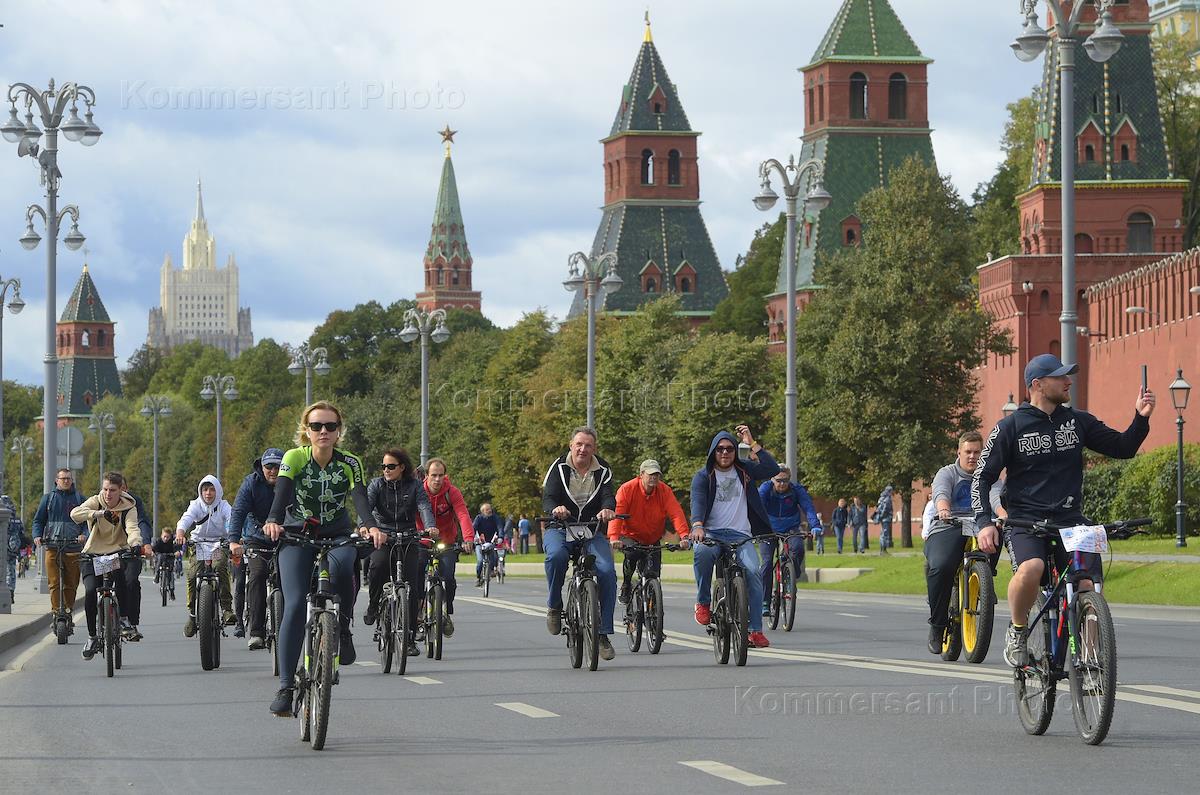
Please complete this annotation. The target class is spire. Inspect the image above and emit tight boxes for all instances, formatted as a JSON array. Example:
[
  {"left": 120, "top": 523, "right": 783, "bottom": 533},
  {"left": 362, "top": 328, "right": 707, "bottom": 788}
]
[
  {"left": 807, "top": 0, "right": 930, "bottom": 68},
  {"left": 644, "top": 9, "right": 652, "bottom": 42},
  {"left": 425, "top": 134, "right": 472, "bottom": 266},
  {"left": 609, "top": 17, "right": 691, "bottom": 135},
  {"left": 195, "top": 177, "right": 205, "bottom": 222},
  {"left": 60, "top": 261, "right": 112, "bottom": 323}
]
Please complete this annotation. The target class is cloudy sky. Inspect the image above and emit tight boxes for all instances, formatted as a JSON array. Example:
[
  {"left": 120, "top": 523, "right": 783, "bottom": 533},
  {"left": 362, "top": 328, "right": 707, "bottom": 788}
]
[{"left": 0, "top": 0, "right": 1036, "bottom": 385}]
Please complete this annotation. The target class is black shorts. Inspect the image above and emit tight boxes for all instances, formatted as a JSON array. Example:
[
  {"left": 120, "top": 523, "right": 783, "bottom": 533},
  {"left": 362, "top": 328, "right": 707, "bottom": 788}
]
[{"left": 1005, "top": 527, "right": 1103, "bottom": 583}]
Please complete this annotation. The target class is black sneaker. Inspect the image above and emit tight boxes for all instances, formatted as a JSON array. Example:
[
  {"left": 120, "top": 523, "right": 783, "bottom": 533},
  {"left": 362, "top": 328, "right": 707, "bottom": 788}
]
[
  {"left": 269, "top": 688, "right": 293, "bottom": 716},
  {"left": 126, "top": 625, "right": 143, "bottom": 642},
  {"left": 406, "top": 641, "right": 420, "bottom": 656},
  {"left": 618, "top": 583, "right": 631, "bottom": 605},
  {"left": 81, "top": 637, "right": 100, "bottom": 660},
  {"left": 546, "top": 608, "right": 562, "bottom": 635},
  {"left": 928, "top": 625, "right": 943, "bottom": 655},
  {"left": 340, "top": 631, "right": 356, "bottom": 666},
  {"left": 233, "top": 623, "right": 246, "bottom": 639},
  {"left": 443, "top": 614, "right": 454, "bottom": 638},
  {"left": 363, "top": 608, "right": 377, "bottom": 626},
  {"left": 183, "top": 615, "right": 196, "bottom": 638},
  {"left": 248, "top": 635, "right": 266, "bottom": 651}
]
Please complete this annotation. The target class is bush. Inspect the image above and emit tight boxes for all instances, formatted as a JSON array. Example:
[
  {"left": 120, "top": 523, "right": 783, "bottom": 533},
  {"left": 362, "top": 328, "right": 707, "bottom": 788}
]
[
  {"left": 1081, "top": 454, "right": 1130, "bottom": 525},
  {"left": 1107, "top": 444, "right": 1200, "bottom": 537}
]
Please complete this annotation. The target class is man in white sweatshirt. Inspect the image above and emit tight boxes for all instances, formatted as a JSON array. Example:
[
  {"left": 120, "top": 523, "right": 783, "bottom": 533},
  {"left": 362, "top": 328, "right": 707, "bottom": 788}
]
[{"left": 175, "top": 475, "right": 235, "bottom": 637}]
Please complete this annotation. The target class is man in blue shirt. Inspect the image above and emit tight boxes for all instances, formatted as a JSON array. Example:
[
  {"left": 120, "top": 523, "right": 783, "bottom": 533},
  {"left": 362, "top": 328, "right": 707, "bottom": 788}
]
[
  {"left": 472, "top": 503, "right": 502, "bottom": 587},
  {"left": 758, "top": 466, "right": 822, "bottom": 616}
]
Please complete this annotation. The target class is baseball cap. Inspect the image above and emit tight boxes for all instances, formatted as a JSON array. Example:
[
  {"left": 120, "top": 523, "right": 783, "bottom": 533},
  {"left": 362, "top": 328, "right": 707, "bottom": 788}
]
[
  {"left": 639, "top": 459, "right": 662, "bottom": 474},
  {"left": 1024, "top": 354, "right": 1078, "bottom": 387},
  {"left": 261, "top": 448, "right": 284, "bottom": 467}
]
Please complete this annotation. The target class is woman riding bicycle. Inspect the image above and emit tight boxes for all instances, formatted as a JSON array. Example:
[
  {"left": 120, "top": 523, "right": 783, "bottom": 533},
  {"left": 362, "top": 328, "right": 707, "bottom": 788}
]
[{"left": 263, "top": 401, "right": 379, "bottom": 717}]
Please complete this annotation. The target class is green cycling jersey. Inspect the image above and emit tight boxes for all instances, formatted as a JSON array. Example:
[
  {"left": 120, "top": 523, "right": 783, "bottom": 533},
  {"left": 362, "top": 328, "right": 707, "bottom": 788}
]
[{"left": 267, "top": 446, "right": 372, "bottom": 534}]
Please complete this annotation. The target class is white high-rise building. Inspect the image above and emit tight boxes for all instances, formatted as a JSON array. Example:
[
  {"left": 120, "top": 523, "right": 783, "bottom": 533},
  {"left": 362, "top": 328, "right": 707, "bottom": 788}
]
[{"left": 147, "top": 180, "right": 253, "bottom": 356}]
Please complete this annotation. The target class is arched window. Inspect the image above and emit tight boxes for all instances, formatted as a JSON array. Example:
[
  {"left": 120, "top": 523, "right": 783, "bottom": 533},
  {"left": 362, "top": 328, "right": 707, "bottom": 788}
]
[
  {"left": 81, "top": 329, "right": 90, "bottom": 347},
  {"left": 850, "top": 73, "right": 868, "bottom": 119},
  {"left": 640, "top": 149, "right": 654, "bottom": 185},
  {"left": 1075, "top": 233, "right": 1094, "bottom": 254},
  {"left": 817, "top": 83, "right": 825, "bottom": 121},
  {"left": 97, "top": 329, "right": 107, "bottom": 348},
  {"left": 807, "top": 88, "right": 815, "bottom": 125},
  {"left": 1039, "top": 290, "right": 1051, "bottom": 312},
  {"left": 1127, "top": 212, "right": 1154, "bottom": 253},
  {"left": 452, "top": 269, "right": 460, "bottom": 286},
  {"left": 888, "top": 73, "right": 907, "bottom": 120},
  {"left": 846, "top": 228, "right": 857, "bottom": 246},
  {"left": 645, "top": 277, "right": 657, "bottom": 293},
  {"left": 1085, "top": 145, "right": 1095, "bottom": 162},
  {"left": 436, "top": 267, "right": 445, "bottom": 286},
  {"left": 1121, "top": 144, "right": 1130, "bottom": 162},
  {"left": 680, "top": 277, "right": 692, "bottom": 294},
  {"left": 667, "top": 150, "right": 681, "bottom": 185},
  {"left": 1114, "top": 94, "right": 1123, "bottom": 114}
]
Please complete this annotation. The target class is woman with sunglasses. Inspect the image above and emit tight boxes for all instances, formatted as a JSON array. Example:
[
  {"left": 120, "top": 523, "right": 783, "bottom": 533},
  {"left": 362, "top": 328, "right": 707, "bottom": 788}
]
[
  {"left": 362, "top": 448, "right": 436, "bottom": 655},
  {"left": 262, "top": 401, "right": 379, "bottom": 717}
]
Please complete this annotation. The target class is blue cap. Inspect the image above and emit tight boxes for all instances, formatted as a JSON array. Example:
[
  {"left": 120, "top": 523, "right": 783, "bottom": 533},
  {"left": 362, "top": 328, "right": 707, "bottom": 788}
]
[
  {"left": 261, "top": 448, "right": 284, "bottom": 467},
  {"left": 1024, "top": 354, "right": 1078, "bottom": 387}
]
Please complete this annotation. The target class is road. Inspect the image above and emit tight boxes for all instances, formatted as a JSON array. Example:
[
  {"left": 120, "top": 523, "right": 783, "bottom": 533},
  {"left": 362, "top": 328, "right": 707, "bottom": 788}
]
[{"left": 1, "top": 575, "right": 1197, "bottom": 794}]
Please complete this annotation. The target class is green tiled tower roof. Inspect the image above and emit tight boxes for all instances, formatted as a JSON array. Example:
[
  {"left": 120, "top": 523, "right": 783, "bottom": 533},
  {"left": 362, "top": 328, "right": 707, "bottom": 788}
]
[
  {"left": 808, "top": 0, "right": 931, "bottom": 67},
  {"left": 56, "top": 264, "right": 122, "bottom": 418},
  {"left": 608, "top": 25, "right": 692, "bottom": 135},
  {"left": 59, "top": 264, "right": 112, "bottom": 323},
  {"left": 425, "top": 152, "right": 472, "bottom": 266}
]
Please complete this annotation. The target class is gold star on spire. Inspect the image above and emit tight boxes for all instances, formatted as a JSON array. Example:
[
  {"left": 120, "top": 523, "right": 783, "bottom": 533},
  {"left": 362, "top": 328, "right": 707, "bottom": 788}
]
[{"left": 439, "top": 125, "right": 458, "bottom": 157}]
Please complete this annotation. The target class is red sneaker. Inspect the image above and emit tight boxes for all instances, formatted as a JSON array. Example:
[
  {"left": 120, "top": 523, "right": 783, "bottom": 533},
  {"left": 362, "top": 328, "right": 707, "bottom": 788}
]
[
  {"left": 748, "top": 631, "right": 770, "bottom": 648},
  {"left": 694, "top": 603, "right": 712, "bottom": 626}
]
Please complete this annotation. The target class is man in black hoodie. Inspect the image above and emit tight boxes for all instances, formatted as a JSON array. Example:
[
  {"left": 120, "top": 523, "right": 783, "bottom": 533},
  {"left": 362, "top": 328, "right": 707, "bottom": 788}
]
[
  {"left": 229, "top": 448, "right": 283, "bottom": 650},
  {"left": 972, "top": 353, "right": 1155, "bottom": 667}
]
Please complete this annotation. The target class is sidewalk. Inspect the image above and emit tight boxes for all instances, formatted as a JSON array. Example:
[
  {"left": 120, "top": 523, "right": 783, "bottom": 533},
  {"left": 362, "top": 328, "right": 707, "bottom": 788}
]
[{"left": 0, "top": 585, "right": 78, "bottom": 662}]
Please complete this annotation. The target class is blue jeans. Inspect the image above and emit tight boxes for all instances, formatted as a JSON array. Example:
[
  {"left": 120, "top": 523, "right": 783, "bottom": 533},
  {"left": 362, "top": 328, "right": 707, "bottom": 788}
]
[
  {"left": 880, "top": 517, "right": 893, "bottom": 550},
  {"left": 854, "top": 525, "right": 868, "bottom": 551},
  {"left": 475, "top": 546, "right": 498, "bottom": 578},
  {"left": 543, "top": 528, "right": 617, "bottom": 635},
  {"left": 756, "top": 535, "right": 803, "bottom": 614},
  {"left": 833, "top": 525, "right": 846, "bottom": 553},
  {"left": 695, "top": 528, "right": 765, "bottom": 632}
]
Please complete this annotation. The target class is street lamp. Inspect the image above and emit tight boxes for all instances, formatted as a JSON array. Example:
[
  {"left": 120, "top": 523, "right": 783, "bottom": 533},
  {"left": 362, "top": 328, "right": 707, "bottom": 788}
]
[
  {"left": 1169, "top": 369, "right": 1191, "bottom": 548},
  {"left": 1012, "top": 0, "right": 1123, "bottom": 397},
  {"left": 139, "top": 396, "right": 172, "bottom": 532},
  {"left": 9, "top": 435, "right": 34, "bottom": 522},
  {"left": 287, "top": 343, "right": 332, "bottom": 406},
  {"left": 200, "top": 374, "right": 237, "bottom": 477},
  {"left": 87, "top": 410, "right": 116, "bottom": 490},
  {"left": 562, "top": 251, "right": 622, "bottom": 431},
  {"left": 399, "top": 309, "right": 450, "bottom": 465},
  {"left": 1002, "top": 393, "right": 1019, "bottom": 418},
  {"left": 5, "top": 78, "right": 101, "bottom": 493},
  {"left": 0, "top": 272, "right": 25, "bottom": 493},
  {"left": 754, "top": 154, "right": 832, "bottom": 475}
]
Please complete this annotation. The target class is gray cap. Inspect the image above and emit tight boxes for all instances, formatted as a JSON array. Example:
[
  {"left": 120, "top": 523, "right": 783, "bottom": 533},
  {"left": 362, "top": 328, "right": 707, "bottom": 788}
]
[
  {"left": 639, "top": 459, "right": 662, "bottom": 474},
  {"left": 261, "top": 448, "right": 284, "bottom": 467}
]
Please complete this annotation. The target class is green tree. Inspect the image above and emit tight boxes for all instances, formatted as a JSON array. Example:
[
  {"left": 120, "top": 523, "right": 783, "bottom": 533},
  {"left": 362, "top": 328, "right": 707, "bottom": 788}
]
[
  {"left": 1, "top": 381, "right": 42, "bottom": 439},
  {"left": 308, "top": 299, "right": 416, "bottom": 396},
  {"left": 707, "top": 218, "right": 787, "bottom": 338},
  {"left": 121, "top": 344, "right": 164, "bottom": 400},
  {"left": 1153, "top": 32, "right": 1200, "bottom": 247},
  {"left": 795, "top": 156, "right": 1011, "bottom": 546}
]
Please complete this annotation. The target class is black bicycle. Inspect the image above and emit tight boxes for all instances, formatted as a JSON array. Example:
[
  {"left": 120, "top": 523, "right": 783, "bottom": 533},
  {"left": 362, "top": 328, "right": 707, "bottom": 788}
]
[
  {"left": 477, "top": 537, "right": 501, "bottom": 597},
  {"left": 619, "top": 539, "right": 681, "bottom": 654},
  {"left": 157, "top": 553, "right": 176, "bottom": 607},
  {"left": 1005, "top": 516, "right": 1150, "bottom": 745},
  {"left": 194, "top": 540, "right": 230, "bottom": 672},
  {"left": 699, "top": 536, "right": 755, "bottom": 666},
  {"left": 764, "top": 530, "right": 808, "bottom": 632},
  {"left": 80, "top": 549, "right": 136, "bottom": 678},
  {"left": 244, "top": 546, "right": 283, "bottom": 676},
  {"left": 541, "top": 516, "right": 620, "bottom": 672},
  {"left": 419, "top": 540, "right": 459, "bottom": 661},
  {"left": 281, "top": 530, "right": 371, "bottom": 751},
  {"left": 43, "top": 538, "right": 80, "bottom": 645},
  {"left": 375, "top": 529, "right": 427, "bottom": 674}
]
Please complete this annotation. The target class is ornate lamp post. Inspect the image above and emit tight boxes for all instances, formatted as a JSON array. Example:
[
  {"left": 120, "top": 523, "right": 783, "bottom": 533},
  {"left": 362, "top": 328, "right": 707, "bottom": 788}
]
[
  {"left": 87, "top": 410, "right": 116, "bottom": 490},
  {"left": 139, "top": 396, "right": 172, "bottom": 532},
  {"left": 563, "top": 251, "right": 623, "bottom": 430},
  {"left": 4, "top": 78, "right": 101, "bottom": 492},
  {"left": 200, "top": 374, "right": 238, "bottom": 477},
  {"left": 0, "top": 273, "right": 25, "bottom": 492},
  {"left": 1002, "top": 394, "right": 1019, "bottom": 419},
  {"left": 10, "top": 435, "right": 34, "bottom": 522},
  {"left": 1169, "top": 369, "right": 1191, "bottom": 548},
  {"left": 753, "top": 155, "right": 832, "bottom": 474},
  {"left": 288, "top": 343, "right": 331, "bottom": 406},
  {"left": 400, "top": 309, "right": 450, "bottom": 465}
]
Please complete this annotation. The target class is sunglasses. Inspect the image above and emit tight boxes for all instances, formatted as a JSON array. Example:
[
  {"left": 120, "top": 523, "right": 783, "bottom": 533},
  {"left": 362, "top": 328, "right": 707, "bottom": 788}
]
[
  {"left": 381, "top": 463, "right": 400, "bottom": 471},
  {"left": 714, "top": 446, "right": 736, "bottom": 454},
  {"left": 263, "top": 463, "right": 280, "bottom": 470},
  {"left": 773, "top": 479, "right": 789, "bottom": 485},
  {"left": 307, "top": 421, "right": 341, "bottom": 432}
]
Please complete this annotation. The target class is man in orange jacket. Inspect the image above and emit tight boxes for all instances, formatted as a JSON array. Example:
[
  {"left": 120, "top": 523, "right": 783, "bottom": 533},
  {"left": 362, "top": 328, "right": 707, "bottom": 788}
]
[{"left": 608, "top": 459, "right": 690, "bottom": 605}]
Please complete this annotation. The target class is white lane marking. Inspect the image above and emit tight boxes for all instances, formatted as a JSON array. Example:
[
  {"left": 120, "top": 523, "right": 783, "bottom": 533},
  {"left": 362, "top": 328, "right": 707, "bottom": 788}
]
[
  {"left": 357, "top": 661, "right": 379, "bottom": 666},
  {"left": 679, "top": 761, "right": 783, "bottom": 787},
  {"left": 495, "top": 702, "right": 558, "bottom": 718},
  {"left": 404, "top": 676, "right": 442, "bottom": 685},
  {"left": 836, "top": 612, "right": 868, "bottom": 619},
  {"left": 1126, "top": 684, "right": 1200, "bottom": 701}
]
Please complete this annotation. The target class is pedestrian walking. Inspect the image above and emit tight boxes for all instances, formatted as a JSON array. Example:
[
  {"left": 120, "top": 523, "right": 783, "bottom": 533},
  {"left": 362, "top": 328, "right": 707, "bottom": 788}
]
[
  {"left": 875, "top": 484, "right": 894, "bottom": 554},
  {"left": 849, "top": 496, "right": 868, "bottom": 553},
  {"left": 831, "top": 498, "right": 848, "bottom": 554}
]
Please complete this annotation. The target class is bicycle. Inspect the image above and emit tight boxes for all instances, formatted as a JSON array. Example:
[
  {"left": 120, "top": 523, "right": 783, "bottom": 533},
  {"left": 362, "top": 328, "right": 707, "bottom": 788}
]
[
  {"left": 699, "top": 536, "right": 756, "bottom": 667},
  {"left": 418, "top": 540, "right": 458, "bottom": 661},
  {"left": 764, "top": 530, "right": 808, "bottom": 632},
  {"left": 194, "top": 540, "right": 230, "bottom": 672},
  {"left": 157, "top": 554, "right": 176, "bottom": 607},
  {"left": 374, "top": 530, "right": 426, "bottom": 674},
  {"left": 1004, "top": 516, "right": 1150, "bottom": 745},
  {"left": 244, "top": 546, "right": 283, "bottom": 677},
  {"left": 281, "top": 529, "right": 371, "bottom": 751},
  {"left": 619, "top": 539, "right": 680, "bottom": 654},
  {"left": 80, "top": 549, "right": 136, "bottom": 678},
  {"left": 477, "top": 538, "right": 500, "bottom": 597},
  {"left": 541, "top": 516, "right": 617, "bottom": 672},
  {"left": 936, "top": 517, "right": 995, "bottom": 664},
  {"left": 43, "top": 538, "right": 80, "bottom": 645}
]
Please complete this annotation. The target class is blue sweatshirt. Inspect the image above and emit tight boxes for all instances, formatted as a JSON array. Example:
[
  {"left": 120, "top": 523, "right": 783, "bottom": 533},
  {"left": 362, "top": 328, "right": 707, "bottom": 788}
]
[{"left": 757, "top": 480, "right": 822, "bottom": 535}]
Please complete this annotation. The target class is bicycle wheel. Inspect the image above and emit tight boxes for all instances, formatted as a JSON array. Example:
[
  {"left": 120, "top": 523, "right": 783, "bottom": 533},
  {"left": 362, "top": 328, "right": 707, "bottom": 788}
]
[
  {"left": 430, "top": 584, "right": 445, "bottom": 661},
  {"left": 712, "top": 579, "right": 730, "bottom": 665},
  {"left": 310, "top": 611, "right": 337, "bottom": 751},
  {"left": 269, "top": 587, "right": 283, "bottom": 678},
  {"left": 941, "top": 579, "right": 963, "bottom": 661},
  {"left": 1069, "top": 591, "right": 1117, "bottom": 745},
  {"left": 566, "top": 583, "right": 583, "bottom": 669},
  {"left": 198, "top": 580, "right": 216, "bottom": 671},
  {"left": 731, "top": 574, "right": 749, "bottom": 667},
  {"left": 161, "top": 575, "right": 169, "bottom": 607},
  {"left": 767, "top": 554, "right": 780, "bottom": 631},
  {"left": 395, "top": 584, "right": 410, "bottom": 676},
  {"left": 1015, "top": 592, "right": 1056, "bottom": 736},
  {"left": 646, "top": 578, "right": 665, "bottom": 655},
  {"left": 378, "top": 592, "right": 394, "bottom": 674},
  {"left": 626, "top": 583, "right": 643, "bottom": 653},
  {"left": 782, "top": 560, "right": 797, "bottom": 632},
  {"left": 483, "top": 559, "right": 491, "bottom": 598},
  {"left": 581, "top": 578, "right": 600, "bottom": 671},
  {"left": 963, "top": 560, "right": 995, "bottom": 664},
  {"left": 103, "top": 597, "right": 116, "bottom": 679}
]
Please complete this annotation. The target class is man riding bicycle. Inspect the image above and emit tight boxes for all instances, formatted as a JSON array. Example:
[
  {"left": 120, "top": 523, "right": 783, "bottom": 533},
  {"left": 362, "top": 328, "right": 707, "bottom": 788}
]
[
  {"left": 176, "top": 475, "right": 236, "bottom": 638},
  {"left": 690, "top": 425, "right": 779, "bottom": 649},
  {"left": 758, "top": 465, "right": 821, "bottom": 615},
  {"left": 229, "top": 448, "right": 284, "bottom": 650},
  {"left": 608, "top": 459, "right": 689, "bottom": 605},
  {"left": 472, "top": 503, "right": 502, "bottom": 587},
  {"left": 417, "top": 458, "right": 474, "bottom": 628},
  {"left": 972, "top": 354, "right": 1155, "bottom": 667}
]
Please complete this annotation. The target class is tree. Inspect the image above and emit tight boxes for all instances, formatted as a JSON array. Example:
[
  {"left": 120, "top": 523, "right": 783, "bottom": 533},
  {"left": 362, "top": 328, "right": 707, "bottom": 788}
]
[
  {"left": 795, "top": 156, "right": 1011, "bottom": 546},
  {"left": 1, "top": 381, "right": 42, "bottom": 439},
  {"left": 121, "top": 345, "right": 164, "bottom": 399},
  {"left": 308, "top": 299, "right": 416, "bottom": 396},
  {"left": 1153, "top": 32, "right": 1200, "bottom": 248},
  {"left": 707, "top": 218, "right": 787, "bottom": 338}
]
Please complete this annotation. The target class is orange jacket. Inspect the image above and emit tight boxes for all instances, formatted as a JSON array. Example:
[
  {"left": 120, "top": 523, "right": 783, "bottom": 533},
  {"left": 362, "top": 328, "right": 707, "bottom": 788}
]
[{"left": 608, "top": 478, "right": 689, "bottom": 544}]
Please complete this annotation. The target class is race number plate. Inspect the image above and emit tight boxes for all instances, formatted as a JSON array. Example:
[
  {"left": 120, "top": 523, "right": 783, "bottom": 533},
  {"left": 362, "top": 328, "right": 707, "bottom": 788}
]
[
  {"left": 1060, "top": 525, "right": 1108, "bottom": 554},
  {"left": 92, "top": 553, "right": 121, "bottom": 576},
  {"left": 566, "top": 524, "right": 594, "bottom": 542},
  {"left": 195, "top": 541, "right": 220, "bottom": 562}
]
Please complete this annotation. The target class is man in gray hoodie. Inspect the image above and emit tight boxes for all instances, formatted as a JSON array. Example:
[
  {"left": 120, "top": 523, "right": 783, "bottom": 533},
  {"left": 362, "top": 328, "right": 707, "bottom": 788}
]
[{"left": 176, "top": 475, "right": 235, "bottom": 637}]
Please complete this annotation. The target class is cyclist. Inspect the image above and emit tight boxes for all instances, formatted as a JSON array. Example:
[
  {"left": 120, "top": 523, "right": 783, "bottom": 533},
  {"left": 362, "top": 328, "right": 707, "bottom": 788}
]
[
  {"left": 608, "top": 459, "right": 689, "bottom": 605},
  {"left": 175, "top": 475, "right": 236, "bottom": 638},
  {"left": 757, "top": 465, "right": 821, "bottom": 615},
  {"left": 228, "top": 448, "right": 284, "bottom": 651},
  {"left": 262, "top": 401, "right": 379, "bottom": 717},
  {"left": 417, "top": 457, "right": 474, "bottom": 632},
  {"left": 923, "top": 431, "right": 1005, "bottom": 654},
  {"left": 4, "top": 495, "right": 26, "bottom": 603},
  {"left": 69, "top": 472, "right": 143, "bottom": 661},
  {"left": 690, "top": 425, "right": 778, "bottom": 650},
  {"left": 472, "top": 503, "right": 502, "bottom": 587},
  {"left": 972, "top": 354, "right": 1155, "bottom": 667},
  {"left": 151, "top": 529, "right": 178, "bottom": 601},
  {"left": 542, "top": 426, "right": 617, "bottom": 661},
  {"left": 362, "top": 447, "right": 436, "bottom": 655},
  {"left": 32, "top": 468, "right": 87, "bottom": 624},
  {"left": 119, "top": 483, "right": 154, "bottom": 641}
]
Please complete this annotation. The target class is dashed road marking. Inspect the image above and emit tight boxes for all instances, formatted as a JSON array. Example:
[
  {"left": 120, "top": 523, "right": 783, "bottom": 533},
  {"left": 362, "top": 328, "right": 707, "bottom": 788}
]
[
  {"left": 836, "top": 612, "right": 868, "bottom": 619},
  {"left": 404, "top": 675, "right": 442, "bottom": 685},
  {"left": 496, "top": 702, "right": 558, "bottom": 718},
  {"left": 679, "top": 761, "right": 783, "bottom": 787}
]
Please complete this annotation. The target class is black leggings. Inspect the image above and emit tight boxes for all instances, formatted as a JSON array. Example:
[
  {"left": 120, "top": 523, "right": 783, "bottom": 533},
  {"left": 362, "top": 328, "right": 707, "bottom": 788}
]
[
  {"left": 622, "top": 547, "right": 662, "bottom": 584},
  {"left": 367, "top": 542, "right": 426, "bottom": 636},
  {"left": 276, "top": 541, "right": 357, "bottom": 689},
  {"left": 924, "top": 530, "right": 1001, "bottom": 628},
  {"left": 80, "top": 556, "right": 140, "bottom": 636}
]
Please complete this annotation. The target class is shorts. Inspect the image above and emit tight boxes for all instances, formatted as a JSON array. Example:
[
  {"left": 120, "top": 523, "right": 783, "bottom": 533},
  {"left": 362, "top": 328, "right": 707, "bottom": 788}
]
[{"left": 1005, "top": 527, "right": 1103, "bottom": 583}]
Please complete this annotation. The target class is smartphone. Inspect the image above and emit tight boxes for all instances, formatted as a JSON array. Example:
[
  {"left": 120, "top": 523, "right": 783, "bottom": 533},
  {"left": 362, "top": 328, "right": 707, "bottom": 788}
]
[{"left": 1141, "top": 365, "right": 1148, "bottom": 395}]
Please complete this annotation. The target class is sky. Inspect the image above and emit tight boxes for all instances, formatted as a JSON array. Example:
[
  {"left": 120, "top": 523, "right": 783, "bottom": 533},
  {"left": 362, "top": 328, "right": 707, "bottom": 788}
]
[{"left": 0, "top": 0, "right": 1039, "bottom": 386}]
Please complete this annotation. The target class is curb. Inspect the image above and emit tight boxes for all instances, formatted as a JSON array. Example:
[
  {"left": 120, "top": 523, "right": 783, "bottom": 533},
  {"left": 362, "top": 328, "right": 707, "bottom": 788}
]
[{"left": 0, "top": 607, "right": 82, "bottom": 662}]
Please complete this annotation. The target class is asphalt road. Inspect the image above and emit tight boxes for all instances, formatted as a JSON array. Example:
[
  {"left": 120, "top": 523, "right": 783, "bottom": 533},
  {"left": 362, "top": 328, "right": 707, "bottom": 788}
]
[{"left": 1, "top": 574, "right": 1197, "bottom": 794}]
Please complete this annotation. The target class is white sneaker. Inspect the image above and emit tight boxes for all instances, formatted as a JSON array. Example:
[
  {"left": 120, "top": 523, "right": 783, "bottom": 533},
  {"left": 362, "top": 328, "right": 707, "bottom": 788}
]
[{"left": 1003, "top": 624, "right": 1027, "bottom": 667}]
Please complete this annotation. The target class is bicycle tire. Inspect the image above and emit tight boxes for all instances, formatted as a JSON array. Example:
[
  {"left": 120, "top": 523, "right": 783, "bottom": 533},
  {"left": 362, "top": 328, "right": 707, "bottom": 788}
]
[
  {"left": 626, "top": 583, "right": 643, "bottom": 653},
  {"left": 161, "top": 575, "right": 169, "bottom": 607},
  {"left": 782, "top": 560, "right": 797, "bottom": 632},
  {"left": 269, "top": 587, "right": 283, "bottom": 678},
  {"left": 198, "top": 580, "right": 216, "bottom": 671},
  {"left": 379, "top": 591, "right": 394, "bottom": 674},
  {"left": 647, "top": 578, "right": 665, "bottom": 654},
  {"left": 941, "top": 579, "right": 963, "bottom": 661},
  {"left": 963, "top": 560, "right": 995, "bottom": 664},
  {"left": 767, "top": 554, "right": 780, "bottom": 631},
  {"left": 1069, "top": 590, "right": 1118, "bottom": 745},
  {"left": 582, "top": 578, "right": 600, "bottom": 671},
  {"left": 310, "top": 611, "right": 336, "bottom": 751},
  {"left": 395, "top": 584, "right": 410, "bottom": 676},
  {"left": 55, "top": 616, "right": 69, "bottom": 645},
  {"left": 731, "top": 574, "right": 749, "bottom": 667},
  {"left": 430, "top": 584, "right": 444, "bottom": 661},
  {"left": 103, "top": 597, "right": 116, "bottom": 678},
  {"left": 1015, "top": 592, "right": 1056, "bottom": 736},
  {"left": 712, "top": 579, "right": 730, "bottom": 665},
  {"left": 213, "top": 597, "right": 222, "bottom": 670},
  {"left": 483, "top": 559, "right": 491, "bottom": 598},
  {"left": 566, "top": 584, "right": 583, "bottom": 669}
]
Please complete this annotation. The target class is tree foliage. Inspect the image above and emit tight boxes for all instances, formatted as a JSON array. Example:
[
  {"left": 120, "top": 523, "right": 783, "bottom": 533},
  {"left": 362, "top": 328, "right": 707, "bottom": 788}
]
[{"left": 1152, "top": 31, "right": 1200, "bottom": 248}]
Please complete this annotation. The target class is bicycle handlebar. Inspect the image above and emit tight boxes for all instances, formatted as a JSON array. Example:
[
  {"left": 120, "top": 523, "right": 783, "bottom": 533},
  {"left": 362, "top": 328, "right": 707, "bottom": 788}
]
[
  {"left": 697, "top": 537, "right": 756, "bottom": 550},
  {"left": 618, "top": 540, "right": 684, "bottom": 552},
  {"left": 279, "top": 531, "right": 372, "bottom": 549},
  {"left": 1001, "top": 517, "right": 1152, "bottom": 541}
]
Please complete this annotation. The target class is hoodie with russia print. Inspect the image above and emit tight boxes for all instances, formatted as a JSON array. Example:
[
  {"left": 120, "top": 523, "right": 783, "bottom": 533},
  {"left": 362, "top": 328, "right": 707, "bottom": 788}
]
[
  {"left": 690, "top": 431, "right": 779, "bottom": 537},
  {"left": 177, "top": 475, "right": 233, "bottom": 543}
]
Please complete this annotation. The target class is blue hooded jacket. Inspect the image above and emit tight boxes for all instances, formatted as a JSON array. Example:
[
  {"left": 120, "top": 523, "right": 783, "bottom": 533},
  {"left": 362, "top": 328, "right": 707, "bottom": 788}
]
[
  {"left": 689, "top": 431, "right": 779, "bottom": 537},
  {"left": 228, "top": 457, "right": 277, "bottom": 546},
  {"left": 757, "top": 480, "right": 821, "bottom": 535}
]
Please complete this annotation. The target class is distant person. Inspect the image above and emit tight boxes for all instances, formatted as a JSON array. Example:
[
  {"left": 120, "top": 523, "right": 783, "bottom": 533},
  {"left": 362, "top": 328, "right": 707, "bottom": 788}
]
[
  {"left": 518, "top": 514, "right": 531, "bottom": 555},
  {"left": 831, "top": 498, "right": 849, "bottom": 554},
  {"left": 875, "top": 484, "right": 894, "bottom": 554},
  {"left": 849, "top": 495, "right": 868, "bottom": 553}
]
